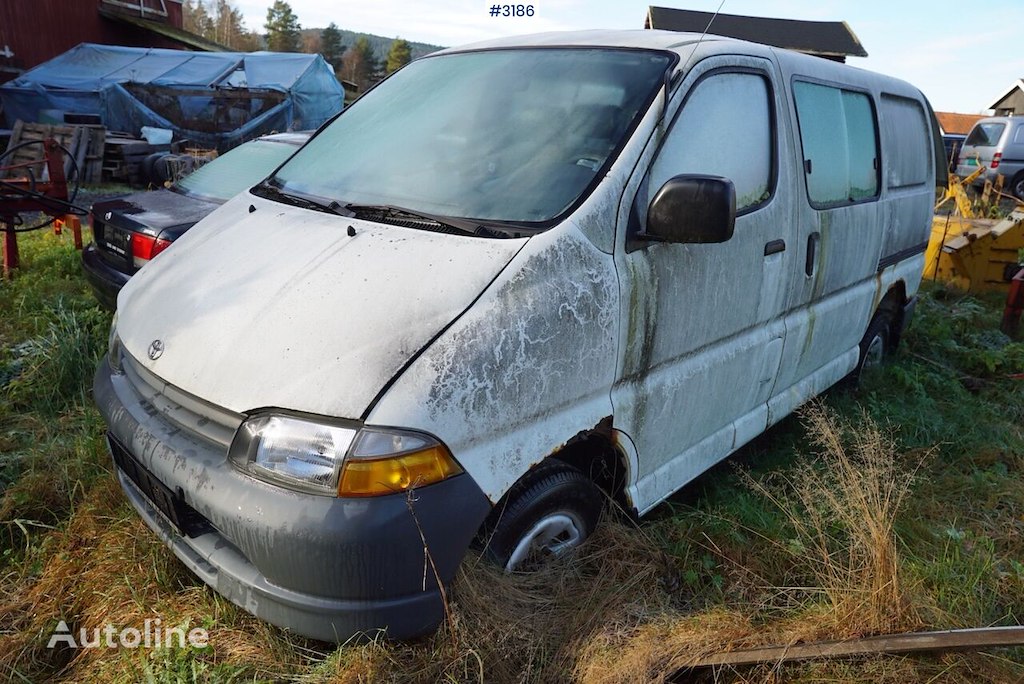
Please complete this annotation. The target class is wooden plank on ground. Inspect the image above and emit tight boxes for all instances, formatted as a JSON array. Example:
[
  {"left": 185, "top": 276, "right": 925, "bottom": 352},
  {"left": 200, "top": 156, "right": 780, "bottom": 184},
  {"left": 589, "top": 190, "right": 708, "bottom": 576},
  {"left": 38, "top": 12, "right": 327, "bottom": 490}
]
[{"left": 677, "top": 626, "right": 1024, "bottom": 671}]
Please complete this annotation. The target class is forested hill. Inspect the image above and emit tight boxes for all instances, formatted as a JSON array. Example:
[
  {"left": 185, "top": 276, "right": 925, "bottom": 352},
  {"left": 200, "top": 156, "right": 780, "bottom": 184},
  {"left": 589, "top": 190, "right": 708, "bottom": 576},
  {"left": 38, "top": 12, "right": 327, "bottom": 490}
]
[{"left": 299, "top": 28, "right": 444, "bottom": 60}]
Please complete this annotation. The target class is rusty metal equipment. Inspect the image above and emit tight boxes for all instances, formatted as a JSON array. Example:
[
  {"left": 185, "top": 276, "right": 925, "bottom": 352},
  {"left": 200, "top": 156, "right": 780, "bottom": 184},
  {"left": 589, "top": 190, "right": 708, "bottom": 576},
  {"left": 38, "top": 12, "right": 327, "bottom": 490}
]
[
  {"left": 0, "top": 137, "right": 84, "bottom": 278},
  {"left": 935, "top": 169, "right": 984, "bottom": 219},
  {"left": 925, "top": 209, "right": 1024, "bottom": 293},
  {"left": 927, "top": 155, "right": 1024, "bottom": 293}
]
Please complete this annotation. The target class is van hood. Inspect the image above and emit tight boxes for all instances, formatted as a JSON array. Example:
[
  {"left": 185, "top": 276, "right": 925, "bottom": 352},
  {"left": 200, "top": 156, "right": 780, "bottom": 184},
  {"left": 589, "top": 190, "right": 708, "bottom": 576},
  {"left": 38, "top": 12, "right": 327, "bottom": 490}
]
[{"left": 117, "top": 194, "right": 527, "bottom": 419}]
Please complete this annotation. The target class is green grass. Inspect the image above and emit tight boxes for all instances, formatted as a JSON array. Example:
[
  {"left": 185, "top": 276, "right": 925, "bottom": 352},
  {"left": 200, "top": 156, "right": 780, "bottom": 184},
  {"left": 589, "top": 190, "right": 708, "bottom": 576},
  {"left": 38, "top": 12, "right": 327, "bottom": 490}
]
[{"left": 1, "top": 224, "right": 1023, "bottom": 682}]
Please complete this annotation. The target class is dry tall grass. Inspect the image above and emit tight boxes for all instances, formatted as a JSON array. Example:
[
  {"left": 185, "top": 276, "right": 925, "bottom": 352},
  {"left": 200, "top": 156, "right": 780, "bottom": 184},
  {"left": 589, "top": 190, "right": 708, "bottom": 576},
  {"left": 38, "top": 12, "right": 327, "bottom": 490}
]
[
  {"left": 572, "top": 403, "right": 933, "bottom": 683},
  {"left": 0, "top": 477, "right": 302, "bottom": 682},
  {"left": 745, "top": 403, "right": 929, "bottom": 636}
]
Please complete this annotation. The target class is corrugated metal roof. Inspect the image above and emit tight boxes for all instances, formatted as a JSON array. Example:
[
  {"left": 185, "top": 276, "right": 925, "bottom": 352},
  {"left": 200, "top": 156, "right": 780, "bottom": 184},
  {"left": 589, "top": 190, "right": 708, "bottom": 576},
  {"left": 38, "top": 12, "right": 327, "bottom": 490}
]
[{"left": 644, "top": 6, "right": 867, "bottom": 59}]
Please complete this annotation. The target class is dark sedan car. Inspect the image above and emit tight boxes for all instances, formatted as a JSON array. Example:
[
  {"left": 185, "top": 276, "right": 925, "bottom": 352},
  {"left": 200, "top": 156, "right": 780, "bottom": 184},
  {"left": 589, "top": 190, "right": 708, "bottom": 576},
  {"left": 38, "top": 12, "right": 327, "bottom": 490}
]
[{"left": 82, "top": 132, "right": 309, "bottom": 309}]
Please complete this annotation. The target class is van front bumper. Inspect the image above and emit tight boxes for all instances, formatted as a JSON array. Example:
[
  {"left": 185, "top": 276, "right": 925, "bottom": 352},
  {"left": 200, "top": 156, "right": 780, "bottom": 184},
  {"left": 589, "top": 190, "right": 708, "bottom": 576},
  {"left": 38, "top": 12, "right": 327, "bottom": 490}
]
[{"left": 93, "top": 357, "right": 492, "bottom": 642}]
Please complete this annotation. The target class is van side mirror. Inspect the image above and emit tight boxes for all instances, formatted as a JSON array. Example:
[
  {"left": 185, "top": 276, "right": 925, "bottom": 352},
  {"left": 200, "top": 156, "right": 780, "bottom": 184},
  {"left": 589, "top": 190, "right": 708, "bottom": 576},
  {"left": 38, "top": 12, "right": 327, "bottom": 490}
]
[{"left": 644, "top": 175, "right": 736, "bottom": 244}]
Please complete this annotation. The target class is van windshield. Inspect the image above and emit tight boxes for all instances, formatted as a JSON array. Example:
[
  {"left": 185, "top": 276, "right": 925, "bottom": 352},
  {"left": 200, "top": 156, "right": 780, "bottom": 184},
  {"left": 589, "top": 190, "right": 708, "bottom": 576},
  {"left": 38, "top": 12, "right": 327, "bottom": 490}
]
[
  {"left": 267, "top": 48, "right": 672, "bottom": 228},
  {"left": 965, "top": 122, "right": 1005, "bottom": 147}
]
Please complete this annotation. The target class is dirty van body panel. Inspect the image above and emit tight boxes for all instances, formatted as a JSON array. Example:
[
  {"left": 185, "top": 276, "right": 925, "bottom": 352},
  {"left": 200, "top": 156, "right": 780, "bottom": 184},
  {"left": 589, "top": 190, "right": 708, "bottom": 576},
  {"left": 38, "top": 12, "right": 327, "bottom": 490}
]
[
  {"left": 770, "top": 51, "right": 933, "bottom": 404},
  {"left": 367, "top": 224, "right": 619, "bottom": 503},
  {"left": 369, "top": 67, "right": 689, "bottom": 504},
  {"left": 95, "top": 357, "right": 491, "bottom": 640},
  {"left": 116, "top": 193, "right": 527, "bottom": 420},
  {"left": 610, "top": 50, "right": 796, "bottom": 512},
  {"left": 608, "top": 45, "right": 935, "bottom": 515}
]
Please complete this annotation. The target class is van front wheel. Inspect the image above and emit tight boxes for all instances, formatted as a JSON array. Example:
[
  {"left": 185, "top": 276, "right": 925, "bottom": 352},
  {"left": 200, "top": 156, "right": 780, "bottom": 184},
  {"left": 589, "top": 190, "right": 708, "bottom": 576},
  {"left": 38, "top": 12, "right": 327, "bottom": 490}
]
[{"left": 483, "top": 460, "right": 602, "bottom": 572}]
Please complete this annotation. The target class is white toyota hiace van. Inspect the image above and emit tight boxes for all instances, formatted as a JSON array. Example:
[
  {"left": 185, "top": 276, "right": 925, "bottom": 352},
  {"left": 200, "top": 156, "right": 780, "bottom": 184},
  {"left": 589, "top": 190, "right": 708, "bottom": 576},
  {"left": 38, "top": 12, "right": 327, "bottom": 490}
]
[{"left": 95, "top": 30, "right": 944, "bottom": 641}]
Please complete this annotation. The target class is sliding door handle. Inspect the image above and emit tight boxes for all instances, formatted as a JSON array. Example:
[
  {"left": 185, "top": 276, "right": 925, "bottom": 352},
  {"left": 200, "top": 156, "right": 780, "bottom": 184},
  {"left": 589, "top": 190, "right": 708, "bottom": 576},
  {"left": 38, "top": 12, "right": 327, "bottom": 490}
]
[{"left": 806, "top": 232, "right": 821, "bottom": 276}]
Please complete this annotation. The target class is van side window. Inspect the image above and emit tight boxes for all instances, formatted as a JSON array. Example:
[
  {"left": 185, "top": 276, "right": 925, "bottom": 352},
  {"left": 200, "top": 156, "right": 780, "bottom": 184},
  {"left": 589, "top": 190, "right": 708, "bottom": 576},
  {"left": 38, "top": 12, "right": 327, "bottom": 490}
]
[
  {"left": 793, "top": 81, "right": 880, "bottom": 207},
  {"left": 1015, "top": 125, "right": 1024, "bottom": 144},
  {"left": 649, "top": 72, "right": 773, "bottom": 213},
  {"left": 879, "top": 94, "right": 929, "bottom": 189}
]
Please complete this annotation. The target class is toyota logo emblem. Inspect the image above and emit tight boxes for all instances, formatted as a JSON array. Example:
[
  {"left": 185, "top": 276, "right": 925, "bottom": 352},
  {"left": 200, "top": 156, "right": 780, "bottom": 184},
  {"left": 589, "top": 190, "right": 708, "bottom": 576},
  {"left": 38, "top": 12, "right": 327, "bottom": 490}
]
[{"left": 147, "top": 339, "right": 164, "bottom": 360}]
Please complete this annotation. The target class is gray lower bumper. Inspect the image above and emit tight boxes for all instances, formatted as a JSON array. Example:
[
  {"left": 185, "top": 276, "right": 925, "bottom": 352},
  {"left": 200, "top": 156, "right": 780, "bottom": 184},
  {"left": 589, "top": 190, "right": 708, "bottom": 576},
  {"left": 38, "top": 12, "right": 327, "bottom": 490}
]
[{"left": 94, "top": 358, "right": 492, "bottom": 642}]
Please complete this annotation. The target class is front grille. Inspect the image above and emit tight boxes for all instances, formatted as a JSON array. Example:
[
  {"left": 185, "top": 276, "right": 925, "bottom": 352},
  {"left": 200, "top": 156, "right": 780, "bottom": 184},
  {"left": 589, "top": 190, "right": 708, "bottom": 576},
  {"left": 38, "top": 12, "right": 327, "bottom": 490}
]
[{"left": 121, "top": 351, "right": 244, "bottom": 450}]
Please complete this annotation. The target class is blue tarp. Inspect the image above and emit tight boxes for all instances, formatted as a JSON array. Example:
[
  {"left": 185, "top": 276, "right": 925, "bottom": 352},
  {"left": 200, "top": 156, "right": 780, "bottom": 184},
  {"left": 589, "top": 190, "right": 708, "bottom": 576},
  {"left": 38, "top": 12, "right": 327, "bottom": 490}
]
[{"left": 0, "top": 44, "right": 344, "bottom": 149}]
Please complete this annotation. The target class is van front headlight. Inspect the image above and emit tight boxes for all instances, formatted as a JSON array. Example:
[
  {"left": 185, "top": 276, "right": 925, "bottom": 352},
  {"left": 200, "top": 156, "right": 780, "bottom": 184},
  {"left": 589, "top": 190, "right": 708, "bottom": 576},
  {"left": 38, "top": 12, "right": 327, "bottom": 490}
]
[{"left": 229, "top": 414, "right": 462, "bottom": 497}]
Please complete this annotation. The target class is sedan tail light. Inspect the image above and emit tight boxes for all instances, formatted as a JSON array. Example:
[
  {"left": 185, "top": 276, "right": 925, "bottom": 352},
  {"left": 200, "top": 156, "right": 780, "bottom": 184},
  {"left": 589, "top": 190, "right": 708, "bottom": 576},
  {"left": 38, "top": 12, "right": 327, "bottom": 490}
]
[{"left": 131, "top": 233, "right": 173, "bottom": 268}]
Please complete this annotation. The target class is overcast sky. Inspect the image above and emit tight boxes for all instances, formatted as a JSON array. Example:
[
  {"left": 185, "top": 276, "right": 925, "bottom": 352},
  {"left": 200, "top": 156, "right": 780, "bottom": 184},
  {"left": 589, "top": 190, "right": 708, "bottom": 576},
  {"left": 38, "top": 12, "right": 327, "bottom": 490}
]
[{"left": 231, "top": 0, "right": 1024, "bottom": 113}]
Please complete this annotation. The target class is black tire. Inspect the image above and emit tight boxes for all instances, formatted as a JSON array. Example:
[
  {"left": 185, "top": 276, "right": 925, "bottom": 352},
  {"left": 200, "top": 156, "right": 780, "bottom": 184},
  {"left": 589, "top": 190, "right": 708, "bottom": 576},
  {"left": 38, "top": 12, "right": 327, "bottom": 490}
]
[
  {"left": 153, "top": 154, "right": 176, "bottom": 184},
  {"left": 1011, "top": 172, "right": 1024, "bottom": 202},
  {"left": 481, "top": 459, "right": 602, "bottom": 572},
  {"left": 853, "top": 311, "right": 893, "bottom": 382},
  {"left": 141, "top": 152, "right": 166, "bottom": 186}
]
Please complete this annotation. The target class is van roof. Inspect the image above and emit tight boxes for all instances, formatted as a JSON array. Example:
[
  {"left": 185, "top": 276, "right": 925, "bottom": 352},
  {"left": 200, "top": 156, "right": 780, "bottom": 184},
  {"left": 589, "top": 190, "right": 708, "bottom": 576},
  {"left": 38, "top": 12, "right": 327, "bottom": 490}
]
[
  {"left": 433, "top": 30, "right": 925, "bottom": 104},
  {"left": 435, "top": 29, "right": 711, "bottom": 54}
]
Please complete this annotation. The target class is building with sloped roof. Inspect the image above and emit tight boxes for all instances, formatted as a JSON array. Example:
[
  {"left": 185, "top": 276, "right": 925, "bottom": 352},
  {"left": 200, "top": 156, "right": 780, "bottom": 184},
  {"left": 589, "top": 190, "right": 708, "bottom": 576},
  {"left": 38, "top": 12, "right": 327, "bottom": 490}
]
[
  {"left": 0, "top": 0, "right": 223, "bottom": 84},
  {"left": 989, "top": 80, "right": 1024, "bottom": 116},
  {"left": 934, "top": 111, "right": 987, "bottom": 136}
]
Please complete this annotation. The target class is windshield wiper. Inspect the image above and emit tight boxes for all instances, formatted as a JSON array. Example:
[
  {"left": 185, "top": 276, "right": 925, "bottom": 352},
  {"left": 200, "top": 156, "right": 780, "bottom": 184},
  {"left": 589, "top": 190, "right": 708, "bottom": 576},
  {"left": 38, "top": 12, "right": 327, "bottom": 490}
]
[
  {"left": 252, "top": 181, "right": 349, "bottom": 216},
  {"left": 254, "top": 184, "right": 526, "bottom": 237},
  {"left": 342, "top": 203, "right": 500, "bottom": 237}
]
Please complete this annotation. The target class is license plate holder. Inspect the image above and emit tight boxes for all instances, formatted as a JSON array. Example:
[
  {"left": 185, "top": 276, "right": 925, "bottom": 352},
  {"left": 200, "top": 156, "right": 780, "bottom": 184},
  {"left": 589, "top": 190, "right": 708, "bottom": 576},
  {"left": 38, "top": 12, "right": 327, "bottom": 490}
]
[
  {"left": 99, "top": 226, "right": 132, "bottom": 265},
  {"left": 108, "top": 434, "right": 209, "bottom": 537}
]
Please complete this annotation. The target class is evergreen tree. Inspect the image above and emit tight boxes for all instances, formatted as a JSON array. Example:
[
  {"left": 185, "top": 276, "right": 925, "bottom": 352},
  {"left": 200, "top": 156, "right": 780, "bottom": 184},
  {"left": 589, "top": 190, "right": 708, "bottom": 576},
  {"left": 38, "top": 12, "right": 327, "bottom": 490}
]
[
  {"left": 264, "top": 0, "right": 301, "bottom": 52},
  {"left": 321, "top": 22, "right": 345, "bottom": 69},
  {"left": 385, "top": 38, "right": 412, "bottom": 75},
  {"left": 341, "top": 36, "right": 379, "bottom": 91}
]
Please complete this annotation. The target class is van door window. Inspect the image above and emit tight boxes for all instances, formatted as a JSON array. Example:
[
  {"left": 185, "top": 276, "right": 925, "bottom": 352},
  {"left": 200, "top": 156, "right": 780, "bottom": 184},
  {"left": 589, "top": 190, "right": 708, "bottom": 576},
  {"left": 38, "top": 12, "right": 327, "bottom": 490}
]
[
  {"left": 793, "top": 82, "right": 880, "bottom": 207},
  {"left": 1014, "top": 125, "right": 1024, "bottom": 144},
  {"left": 648, "top": 71, "right": 773, "bottom": 213}
]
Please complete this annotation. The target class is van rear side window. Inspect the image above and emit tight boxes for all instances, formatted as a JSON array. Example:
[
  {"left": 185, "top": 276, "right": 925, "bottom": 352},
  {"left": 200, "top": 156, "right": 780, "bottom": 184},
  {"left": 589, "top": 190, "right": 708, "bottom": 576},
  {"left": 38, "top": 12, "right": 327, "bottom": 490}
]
[
  {"left": 793, "top": 81, "right": 880, "bottom": 208},
  {"left": 879, "top": 94, "right": 929, "bottom": 189}
]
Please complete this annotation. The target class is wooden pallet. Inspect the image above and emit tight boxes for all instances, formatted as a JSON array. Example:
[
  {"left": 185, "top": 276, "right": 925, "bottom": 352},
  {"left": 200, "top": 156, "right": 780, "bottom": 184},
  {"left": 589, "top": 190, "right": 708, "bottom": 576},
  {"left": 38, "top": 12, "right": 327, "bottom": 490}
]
[{"left": 1, "top": 120, "right": 107, "bottom": 184}]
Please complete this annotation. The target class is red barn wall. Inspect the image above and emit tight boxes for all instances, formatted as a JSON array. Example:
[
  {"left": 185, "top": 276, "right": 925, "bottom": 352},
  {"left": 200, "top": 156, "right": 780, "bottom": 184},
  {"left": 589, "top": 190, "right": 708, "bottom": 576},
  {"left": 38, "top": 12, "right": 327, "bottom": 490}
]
[{"left": 0, "top": 0, "right": 185, "bottom": 81}]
